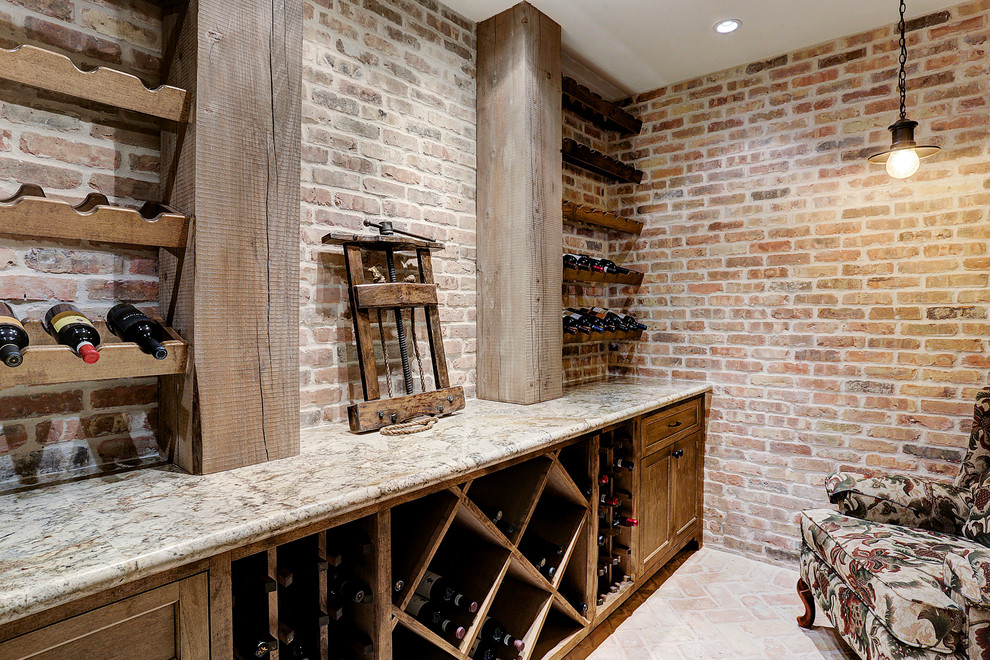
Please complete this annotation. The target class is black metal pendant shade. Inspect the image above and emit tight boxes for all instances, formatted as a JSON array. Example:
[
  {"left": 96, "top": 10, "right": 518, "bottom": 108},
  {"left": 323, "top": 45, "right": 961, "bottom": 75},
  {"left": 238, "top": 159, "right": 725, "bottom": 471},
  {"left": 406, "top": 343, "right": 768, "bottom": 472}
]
[{"left": 867, "top": 118, "right": 940, "bottom": 165}]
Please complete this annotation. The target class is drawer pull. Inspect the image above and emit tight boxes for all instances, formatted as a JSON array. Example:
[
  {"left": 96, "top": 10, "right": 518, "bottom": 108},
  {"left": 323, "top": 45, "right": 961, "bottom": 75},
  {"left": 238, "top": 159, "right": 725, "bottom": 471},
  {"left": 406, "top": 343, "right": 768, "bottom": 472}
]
[
  {"left": 668, "top": 420, "right": 681, "bottom": 428},
  {"left": 673, "top": 449, "right": 684, "bottom": 458}
]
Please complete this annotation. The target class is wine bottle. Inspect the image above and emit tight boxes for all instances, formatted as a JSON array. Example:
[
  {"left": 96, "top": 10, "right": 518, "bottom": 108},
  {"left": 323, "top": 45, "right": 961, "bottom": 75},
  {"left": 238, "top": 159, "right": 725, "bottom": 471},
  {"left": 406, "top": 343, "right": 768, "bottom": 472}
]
[
  {"left": 562, "top": 253, "right": 580, "bottom": 270},
  {"left": 0, "top": 302, "right": 29, "bottom": 368},
  {"left": 328, "top": 567, "right": 369, "bottom": 603},
  {"left": 280, "top": 640, "right": 313, "bottom": 660},
  {"left": 237, "top": 636, "right": 277, "bottom": 659},
  {"left": 496, "top": 518, "right": 516, "bottom": 537},
  {"left": 561, "top": 589, "right": 589, "bottom": 616},
  {"left": 475, "top": 501, "right": 503, "bottom": 525},
  {"left": 613, "top": 516, "right": 639, "bottom": 528},
  {"left": 480, "top": 616, "right": 525, "bottom": 652},
  {"left": 407, "top": 594, "right": 466, "bottom": 640},
  {"left": 469, "top": 637, "right": 498, "bottom": 660},
  {"left": 43, "top": 304, "right": 100, "bottom": 363},
  {"left": 416, "top": 569, "right": 478, "bottom": 612},
  {"left": 615, "top": 311, "right": 647, "bottom": 331},
  {"left": 613, "top": 458, "right": 634, "bottom": 471},
  {"left": 596, "top": 258, "right": 630, "bottom": 275},
  {"left": 106, "top": 303, "right": 168, "bottom": 360},
  {"left": 600, "top": 494, "right": 619, "bottom": 506}
]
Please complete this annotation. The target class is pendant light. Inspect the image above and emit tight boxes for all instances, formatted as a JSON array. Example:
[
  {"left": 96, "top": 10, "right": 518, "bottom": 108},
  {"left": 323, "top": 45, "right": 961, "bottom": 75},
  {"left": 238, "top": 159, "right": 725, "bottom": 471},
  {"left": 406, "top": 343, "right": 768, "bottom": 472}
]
[{"left": 867, "top": 0, "right": 940, "bottom": 179}]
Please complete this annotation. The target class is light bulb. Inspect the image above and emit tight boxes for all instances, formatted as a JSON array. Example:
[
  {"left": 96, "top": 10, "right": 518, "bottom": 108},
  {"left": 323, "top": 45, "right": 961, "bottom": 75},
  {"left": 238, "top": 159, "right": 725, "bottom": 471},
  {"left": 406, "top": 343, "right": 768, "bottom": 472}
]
[{"left": 885, "top": 148, "right": 920, "bottom": 179}]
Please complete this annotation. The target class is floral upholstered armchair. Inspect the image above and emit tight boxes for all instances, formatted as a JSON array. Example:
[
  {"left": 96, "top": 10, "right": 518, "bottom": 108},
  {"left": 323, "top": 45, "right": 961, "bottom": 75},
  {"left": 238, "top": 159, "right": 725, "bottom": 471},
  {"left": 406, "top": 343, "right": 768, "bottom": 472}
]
[{"left": 797, "top": 390, "right": 990, "bottom": 660}]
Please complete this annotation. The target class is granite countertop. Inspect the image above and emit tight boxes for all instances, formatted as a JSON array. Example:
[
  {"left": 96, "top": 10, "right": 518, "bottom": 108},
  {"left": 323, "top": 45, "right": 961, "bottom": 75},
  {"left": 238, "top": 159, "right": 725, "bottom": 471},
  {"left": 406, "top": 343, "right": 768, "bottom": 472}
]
[{"left": 0, "top": 378, "right": 709, "bottom": 626}]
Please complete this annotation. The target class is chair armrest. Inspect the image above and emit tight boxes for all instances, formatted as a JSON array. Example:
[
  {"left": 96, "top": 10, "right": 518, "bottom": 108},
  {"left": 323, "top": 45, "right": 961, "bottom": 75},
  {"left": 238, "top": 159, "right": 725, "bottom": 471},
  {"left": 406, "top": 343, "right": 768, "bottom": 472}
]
[
  {"left": 945, "top": 549, "right": 990, "bottom": 608},
  {"left": 826, "top": 472, "right": 972, "bottom": 535}
]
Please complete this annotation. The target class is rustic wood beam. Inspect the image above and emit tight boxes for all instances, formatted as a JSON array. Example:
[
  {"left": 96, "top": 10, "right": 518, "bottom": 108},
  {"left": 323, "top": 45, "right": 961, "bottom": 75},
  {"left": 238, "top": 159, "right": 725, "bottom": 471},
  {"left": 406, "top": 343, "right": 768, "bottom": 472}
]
[
  {"left": 477, "top": 2, "right": 563, "bottom": 404},
  {"left": 159, "top": 0, "right": 301, "bottom": 473}
]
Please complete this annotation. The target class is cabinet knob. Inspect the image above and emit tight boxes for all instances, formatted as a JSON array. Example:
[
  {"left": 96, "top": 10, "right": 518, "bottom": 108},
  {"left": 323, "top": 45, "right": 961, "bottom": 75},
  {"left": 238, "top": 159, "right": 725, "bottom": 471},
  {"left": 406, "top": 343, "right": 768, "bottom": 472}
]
[
  {"left": 668, "top": 420, "right": 681, "bottom": 428},
  {"left": 673, "top": 449, "right": 684, "bottom": 458}
]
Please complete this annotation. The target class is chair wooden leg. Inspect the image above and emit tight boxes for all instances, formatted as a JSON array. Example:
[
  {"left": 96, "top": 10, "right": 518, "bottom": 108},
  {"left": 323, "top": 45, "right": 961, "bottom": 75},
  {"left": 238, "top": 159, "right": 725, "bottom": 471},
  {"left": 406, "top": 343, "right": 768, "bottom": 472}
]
[{"left": 796, "top": 578, "right": 815, "bottom": 628}]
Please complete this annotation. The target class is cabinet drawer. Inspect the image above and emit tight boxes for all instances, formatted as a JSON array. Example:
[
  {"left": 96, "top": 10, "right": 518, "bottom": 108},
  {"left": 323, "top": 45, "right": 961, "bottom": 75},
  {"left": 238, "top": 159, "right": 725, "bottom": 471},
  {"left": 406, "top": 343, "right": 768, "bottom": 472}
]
[
  {"left": 640, "top": 396, "right": 702, "bottom": 457},
  {"left": 0, "top": 573, "right": 209, "bottom": 660}
]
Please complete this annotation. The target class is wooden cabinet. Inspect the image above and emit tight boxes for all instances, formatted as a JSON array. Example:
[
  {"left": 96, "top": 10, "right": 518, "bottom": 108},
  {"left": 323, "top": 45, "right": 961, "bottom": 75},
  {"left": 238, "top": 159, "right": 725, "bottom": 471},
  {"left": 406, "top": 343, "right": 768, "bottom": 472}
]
[
  {"left": 671, "top": 433, "right": 703, "bottom": 542},
  {"left": 637, "top": 449, "right": 671, "bottom": 570},
  {"left": 0, "top": 393, "right": 707, "bottom": 660},
  {"left": 634, "top": 396, "right": 706, "bottom": 573},
  {"left": 0, "top": 573, "right": 209, "bottom": 660}
]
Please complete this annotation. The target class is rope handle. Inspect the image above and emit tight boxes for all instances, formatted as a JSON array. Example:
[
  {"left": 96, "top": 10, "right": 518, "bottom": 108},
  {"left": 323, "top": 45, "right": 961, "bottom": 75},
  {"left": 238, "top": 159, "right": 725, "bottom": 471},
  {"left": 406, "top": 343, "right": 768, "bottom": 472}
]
[{"left": 380, "top": 415, "right": 439, "bottom": 435}]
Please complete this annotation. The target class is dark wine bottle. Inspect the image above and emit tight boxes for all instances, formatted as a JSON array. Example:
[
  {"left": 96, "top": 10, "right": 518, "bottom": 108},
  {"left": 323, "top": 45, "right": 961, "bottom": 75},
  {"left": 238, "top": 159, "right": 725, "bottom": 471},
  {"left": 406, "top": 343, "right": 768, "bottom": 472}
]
[
  {"left": 560, "top": 589, "right": 589, "bottom": 616},
  {"left": 495, "top": 518, "right": 516, "bottom": 537},
  {"left": 562, "top": 253, "right": 581, "bottom": 270},
  {"left": 416, "top": 569, "right": 478, "bottom": 612},
  {"left": 106, "top": 303, "right": 168, "bottom": 360},
  {"left": 43, "top": 304, "right": 100, "bottom": 363},
  {"left": 328, "top": 567, "right": 369, "bottom": 603},
  {"left": 600, "top": 494, "right": 619, "bottom": 506},
  {"left": 475, "top": 501, "right": 504, "bottom": 525},
  {"left": 613, "top": 516, "right": 639, "bottom": 528},
  {"left": 0, "top": 302, "right": 29, "bottom": 368},
  {"left": 596, "top": 258, "right": 630, "bottom": 275},
  {"left": 615, "top": 311, "right": 647, "bottom": 331},
  {"left": 480, "top": 616, "right": 525, "bottom": 652},
  {"left": 407, "top": 594, "right": 467, "bottom": 640},
  {"left": 470, "top": 637, "right": 498, "bottom": 660},
  {"left": 613, "top": 458, "right": 634, "bottom": 471},
  {"left": 237, "top": 636, "right": 276, "bottom": 659}
]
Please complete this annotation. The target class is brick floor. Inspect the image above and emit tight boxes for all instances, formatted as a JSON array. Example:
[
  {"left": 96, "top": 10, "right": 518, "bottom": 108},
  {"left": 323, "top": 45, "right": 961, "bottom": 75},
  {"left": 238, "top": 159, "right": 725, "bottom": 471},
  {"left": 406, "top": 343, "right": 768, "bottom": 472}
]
[{"left": 566, "top": 547, "right": 857, "bottom": 660}]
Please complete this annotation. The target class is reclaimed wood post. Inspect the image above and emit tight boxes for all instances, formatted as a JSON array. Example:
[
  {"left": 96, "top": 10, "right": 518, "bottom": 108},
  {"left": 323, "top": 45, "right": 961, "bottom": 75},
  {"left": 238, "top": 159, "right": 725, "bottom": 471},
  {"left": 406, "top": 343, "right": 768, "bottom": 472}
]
[
  {"left": 158, "top": 0, "right": 302, "bottom": 473},
  {"left": 477, "top": 1, "right": 563, "bottom": 404}
]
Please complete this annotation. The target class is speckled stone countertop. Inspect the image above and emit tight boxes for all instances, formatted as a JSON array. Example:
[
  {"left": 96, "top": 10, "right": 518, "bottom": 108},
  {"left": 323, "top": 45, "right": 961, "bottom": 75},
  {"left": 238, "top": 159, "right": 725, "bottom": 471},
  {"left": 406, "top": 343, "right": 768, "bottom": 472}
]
[{"left": 0, "top": 378, "right": 709, "bottom": 626}]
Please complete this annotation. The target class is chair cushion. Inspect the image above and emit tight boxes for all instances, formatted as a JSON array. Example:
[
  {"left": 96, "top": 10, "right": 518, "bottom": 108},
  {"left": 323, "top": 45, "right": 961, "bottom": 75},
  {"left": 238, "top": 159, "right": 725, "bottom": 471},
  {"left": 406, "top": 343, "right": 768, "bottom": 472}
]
[
  {"left": 962, "top": 473, "right": 990, "bottom": 547},
  {"left": 802, "top": 508, "right": 969, "bottom": 653},
  {"left": 800, "top": 548, "right": 966, "bottom": 660}
]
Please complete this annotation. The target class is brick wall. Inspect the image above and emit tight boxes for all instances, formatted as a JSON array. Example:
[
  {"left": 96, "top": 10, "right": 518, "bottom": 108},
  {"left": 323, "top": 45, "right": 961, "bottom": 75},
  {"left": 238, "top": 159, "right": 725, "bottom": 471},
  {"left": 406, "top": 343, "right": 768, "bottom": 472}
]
[
  {"left": 299, "top": 0, "right": 477, "bottom": 427},
  {"left": 0, "top": 1, "right": 163, "bottom": 489},
  {"left": 609, "top": 0, "right": 990, "bottom": 562},
  {"left": 562, "top": 108, "right": 617, "bottom": 386}
]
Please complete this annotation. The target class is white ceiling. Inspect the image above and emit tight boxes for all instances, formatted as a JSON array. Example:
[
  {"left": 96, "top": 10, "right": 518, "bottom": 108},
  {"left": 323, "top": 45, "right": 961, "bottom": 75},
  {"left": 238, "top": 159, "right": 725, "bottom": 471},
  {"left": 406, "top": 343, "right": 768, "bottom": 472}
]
[{"left": 445, "top": 0, "right": 961, "bottom": 98}]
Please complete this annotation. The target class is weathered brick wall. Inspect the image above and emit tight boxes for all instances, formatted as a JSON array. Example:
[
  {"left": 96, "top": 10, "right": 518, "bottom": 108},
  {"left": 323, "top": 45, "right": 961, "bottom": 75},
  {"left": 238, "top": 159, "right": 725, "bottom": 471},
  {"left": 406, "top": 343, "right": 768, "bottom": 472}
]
[
  {"left": 299, "top": 0, "right": 477, "bottom": 427},
  {"left": 611, "top": 0, "right": 990, "bottom": 562},
  {"left": 0, "top": 2, "right": 163, "bottom": 488}
]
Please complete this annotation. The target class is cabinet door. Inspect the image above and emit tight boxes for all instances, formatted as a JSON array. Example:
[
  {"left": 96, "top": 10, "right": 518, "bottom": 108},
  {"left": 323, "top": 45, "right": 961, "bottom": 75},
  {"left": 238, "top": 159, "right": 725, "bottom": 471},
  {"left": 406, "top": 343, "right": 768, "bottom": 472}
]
[
  {"left": 0, "top": 573, "right": 209, "bottom": 660},
  {"left": 671, "top": 434, "right": 702, "bottom": 540},
  {"left": 637, "top": 449, "right": 671, "bottom": 571}
]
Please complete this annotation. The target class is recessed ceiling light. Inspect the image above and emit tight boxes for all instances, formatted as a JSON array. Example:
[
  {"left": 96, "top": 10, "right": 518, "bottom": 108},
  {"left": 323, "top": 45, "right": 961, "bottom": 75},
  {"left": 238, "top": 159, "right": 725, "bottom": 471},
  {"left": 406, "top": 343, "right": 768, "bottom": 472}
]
[{"left": 714, "top": 19, "right": 742, "bottom": 34}]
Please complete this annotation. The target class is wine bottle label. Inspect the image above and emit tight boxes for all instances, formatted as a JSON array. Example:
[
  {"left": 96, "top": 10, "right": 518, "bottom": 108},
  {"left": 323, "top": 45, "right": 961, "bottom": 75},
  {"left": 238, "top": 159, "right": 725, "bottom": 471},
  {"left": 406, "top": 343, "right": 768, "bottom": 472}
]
[
  {"left": 406, "top": 593, "right": 431, "bottom": 617},
  {"left": 415, "top": 570, "right": 442, "bottom": 600},
  {"left": 0, "top": 316, "right": 24, "bottom": 330},
  {"left": 50, "top": 312, "right": 94, "bottom": 333}
]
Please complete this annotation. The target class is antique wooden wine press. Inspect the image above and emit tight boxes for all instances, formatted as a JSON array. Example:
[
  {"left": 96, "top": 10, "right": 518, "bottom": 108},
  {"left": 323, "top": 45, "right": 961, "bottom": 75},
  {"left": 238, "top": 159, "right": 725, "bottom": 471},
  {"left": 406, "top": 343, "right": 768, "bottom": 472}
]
[{"left": 323, "top": 220, "right": 465, "bottom": 432}]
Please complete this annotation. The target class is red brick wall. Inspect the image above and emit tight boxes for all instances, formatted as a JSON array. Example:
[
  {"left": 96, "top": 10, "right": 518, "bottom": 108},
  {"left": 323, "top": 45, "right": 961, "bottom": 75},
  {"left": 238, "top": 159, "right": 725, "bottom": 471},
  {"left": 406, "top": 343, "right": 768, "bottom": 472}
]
[
  {"left": 0, "top": 2, "right": 163, "bottom": 489},
  {"left": 610, "top": 0, "right": 990, "bottom": 561}
]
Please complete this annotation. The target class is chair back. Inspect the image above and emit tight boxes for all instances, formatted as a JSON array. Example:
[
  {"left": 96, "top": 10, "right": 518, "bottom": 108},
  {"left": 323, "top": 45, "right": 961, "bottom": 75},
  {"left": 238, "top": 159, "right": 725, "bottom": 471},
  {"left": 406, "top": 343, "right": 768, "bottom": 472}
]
[{"left": 955, "top": 390, "right": 990, "bottom": 490}]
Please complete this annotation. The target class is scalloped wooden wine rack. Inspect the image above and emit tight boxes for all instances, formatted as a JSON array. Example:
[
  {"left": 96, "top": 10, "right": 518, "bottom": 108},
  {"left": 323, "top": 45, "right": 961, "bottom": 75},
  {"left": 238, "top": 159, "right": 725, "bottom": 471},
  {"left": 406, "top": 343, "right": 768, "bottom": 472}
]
[{"left": 0, "top": 44, "right": 189, "bottom": 122}]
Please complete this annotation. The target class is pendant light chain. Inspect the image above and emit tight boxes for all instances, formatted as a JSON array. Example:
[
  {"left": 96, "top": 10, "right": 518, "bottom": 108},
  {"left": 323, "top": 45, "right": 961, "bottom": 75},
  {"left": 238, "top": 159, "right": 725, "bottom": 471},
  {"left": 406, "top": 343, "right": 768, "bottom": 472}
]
[{"left": 898, "top": 0, "right": 908, "bottom": 120}]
